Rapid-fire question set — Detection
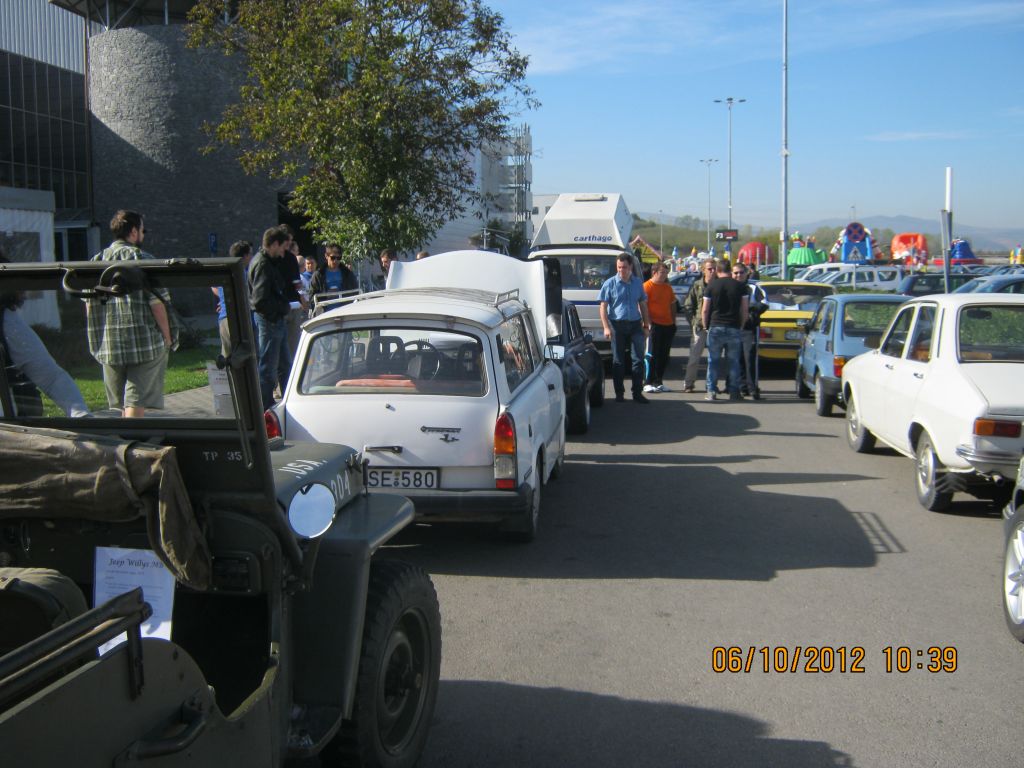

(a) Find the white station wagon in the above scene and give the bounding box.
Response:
[841,293,1024,510]
[268,251,566,541]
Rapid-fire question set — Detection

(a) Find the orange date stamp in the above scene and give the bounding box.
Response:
[710,646,958,674]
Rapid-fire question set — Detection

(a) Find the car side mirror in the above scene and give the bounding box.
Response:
[796,319,810,330]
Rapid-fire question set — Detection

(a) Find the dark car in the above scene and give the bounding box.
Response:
[549,300,604,434]
[896,272,975,296]
[953,274,1024,294]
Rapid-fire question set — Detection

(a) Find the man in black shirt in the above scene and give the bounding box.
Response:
[249,227,292,409]
[701,260,749,401]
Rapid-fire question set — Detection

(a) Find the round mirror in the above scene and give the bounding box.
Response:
[288,483,336,539]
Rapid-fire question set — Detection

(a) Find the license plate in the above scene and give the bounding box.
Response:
[366,467,440,490]
[785,330,803,340]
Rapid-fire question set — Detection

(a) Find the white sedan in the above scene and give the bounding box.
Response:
[841,294,1024,510]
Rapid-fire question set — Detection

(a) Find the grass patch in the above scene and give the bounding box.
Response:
[42,347,218,415]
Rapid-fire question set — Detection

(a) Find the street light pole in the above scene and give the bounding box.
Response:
[714,97,746,233]
[700,158,718,252]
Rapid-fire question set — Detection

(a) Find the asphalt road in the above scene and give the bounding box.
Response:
[387,344,1022,768]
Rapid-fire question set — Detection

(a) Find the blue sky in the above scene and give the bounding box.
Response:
[489,0,1024,231]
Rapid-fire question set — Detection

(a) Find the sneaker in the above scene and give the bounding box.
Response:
[741,387,751,397]
[643,384,657,393]
[729,392,743,401]
[656,384,670,393]
[752,388,762,400]
[682,384,695,393]
[633,393,650,404]
[615,392,625,402]
[704,390,717,401]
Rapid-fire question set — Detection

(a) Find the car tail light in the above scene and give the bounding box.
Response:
[832,356,848,378]
[265,409,282,439]
[974,418,1022,438]
[494,411,517,489]
[759,327,772,340]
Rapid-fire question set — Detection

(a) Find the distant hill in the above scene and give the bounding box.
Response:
[637,211,1023,253]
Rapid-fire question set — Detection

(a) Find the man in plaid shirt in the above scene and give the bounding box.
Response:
[87,210,174,417]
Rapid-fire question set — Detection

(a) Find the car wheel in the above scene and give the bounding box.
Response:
[1003,504,1024,643]
[795,365,811,399]
[549,423,565,481]
[329,560,441,768]
[845,392,875,453]
[589,364,605,407]
[814,374,833,417]
[915,432,953,511]
[567,387,591,435]
[505,455,541,543]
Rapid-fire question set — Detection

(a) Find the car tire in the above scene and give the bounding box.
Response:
[329,560,441,768]
[915,432,953,512]
[505,455,541,543]
[845,392,875,453]
[567,387,591,435]
[1003,503,1024,643]
[814,374,833,417]
[795,365,811,399]
[549,423,565,481]
[589,365,605,407]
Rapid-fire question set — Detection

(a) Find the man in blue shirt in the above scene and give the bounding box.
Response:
[599,253,651,403]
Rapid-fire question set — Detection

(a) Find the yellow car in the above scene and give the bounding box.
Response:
[756,281,836,360]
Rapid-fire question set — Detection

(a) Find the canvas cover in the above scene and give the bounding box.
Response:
[0,424,211,590]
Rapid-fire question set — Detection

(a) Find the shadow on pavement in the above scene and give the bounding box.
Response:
[421,680,853,768]
[389,460,879,581]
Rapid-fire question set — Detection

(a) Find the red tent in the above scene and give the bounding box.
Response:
[737,242,774,266]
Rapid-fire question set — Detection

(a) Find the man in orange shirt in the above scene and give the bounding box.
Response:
[642,261,677,393]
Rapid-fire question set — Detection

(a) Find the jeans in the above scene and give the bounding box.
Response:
[706,326,743,395]
[740,328,757,391]
[610,318,645,396]
[645,323,676,386]
[255,313,290,410]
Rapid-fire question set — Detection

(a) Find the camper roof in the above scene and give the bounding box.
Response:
[531,193,632,251]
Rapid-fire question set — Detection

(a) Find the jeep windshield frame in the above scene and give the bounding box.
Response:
[0,258,285,527]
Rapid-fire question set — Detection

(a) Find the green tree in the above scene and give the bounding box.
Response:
[187,0,534,255]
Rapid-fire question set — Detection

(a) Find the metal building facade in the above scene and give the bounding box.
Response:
[0,0,87,74]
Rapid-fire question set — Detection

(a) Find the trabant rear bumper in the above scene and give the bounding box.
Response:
[375,484,531,523]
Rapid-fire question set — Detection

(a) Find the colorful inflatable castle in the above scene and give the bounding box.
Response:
[737,241,774,266]
[891,233,928,267]
[829,222,881,263]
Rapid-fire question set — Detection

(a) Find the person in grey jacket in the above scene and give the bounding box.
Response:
[682,258,716,392]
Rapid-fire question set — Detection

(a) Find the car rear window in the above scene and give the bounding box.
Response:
[958,306,1024,362]
[551,255,620,290]
[299,327,487,396]
[763,284,832,311]
[842,302,902,336]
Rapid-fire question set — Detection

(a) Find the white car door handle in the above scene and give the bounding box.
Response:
[884,363,894,370]
[913,372,924,379]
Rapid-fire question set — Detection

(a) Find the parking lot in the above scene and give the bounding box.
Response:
[389,349,1023,768]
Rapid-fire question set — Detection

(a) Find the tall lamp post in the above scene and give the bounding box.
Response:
[700,158,718,252]
[714,97,746,234]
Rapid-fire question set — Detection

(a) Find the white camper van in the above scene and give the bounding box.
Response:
[529,193,642,356]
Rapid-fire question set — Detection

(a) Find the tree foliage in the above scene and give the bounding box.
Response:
[187,0,534,256]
